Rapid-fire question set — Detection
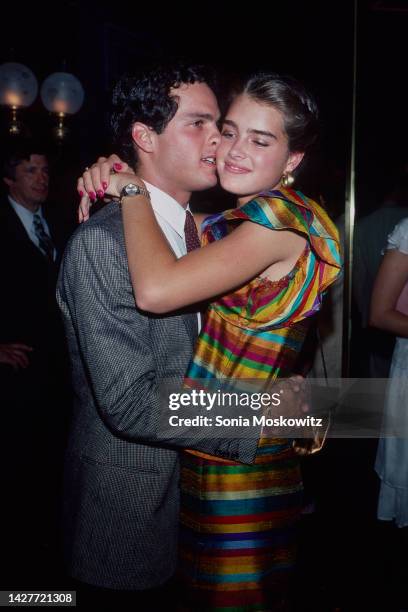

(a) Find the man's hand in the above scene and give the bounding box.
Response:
[261,375,311,439]
[270,375,310,417]
[77,154,136,223]
[0,343,33,371]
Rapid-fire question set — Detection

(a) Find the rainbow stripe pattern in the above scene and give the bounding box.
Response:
[179,189,342,611]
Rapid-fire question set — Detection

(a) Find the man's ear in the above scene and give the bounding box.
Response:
[3,177,13,189]
[131,122,155,153]
[286,151,304,174]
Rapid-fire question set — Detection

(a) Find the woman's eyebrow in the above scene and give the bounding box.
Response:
[222,119,276,139]
[248,128,276,139]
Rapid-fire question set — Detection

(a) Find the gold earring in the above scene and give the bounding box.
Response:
[281,171,295,188]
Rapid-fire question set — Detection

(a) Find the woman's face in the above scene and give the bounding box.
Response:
[217,93,303,206]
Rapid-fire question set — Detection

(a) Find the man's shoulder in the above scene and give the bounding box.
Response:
[66,201,122,248]
[81,200,122,232]
[59,202,128,288]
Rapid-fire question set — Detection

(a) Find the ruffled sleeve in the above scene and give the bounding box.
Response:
[386,217,408,254]
[200,188,342,330]
[202,187,342,292]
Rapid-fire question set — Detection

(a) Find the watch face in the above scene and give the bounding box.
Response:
[120,183,149,202]
[124,184,139,196]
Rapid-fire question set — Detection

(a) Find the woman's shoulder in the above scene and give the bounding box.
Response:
[219,188,334,231]
[232,188,339,249]
[210,188,307,229]
[201,189,311,227]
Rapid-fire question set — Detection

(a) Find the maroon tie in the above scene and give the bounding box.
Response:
[184,210,201,252]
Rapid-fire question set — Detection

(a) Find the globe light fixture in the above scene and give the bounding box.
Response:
[40,72,85,140]
[0,62,38,135]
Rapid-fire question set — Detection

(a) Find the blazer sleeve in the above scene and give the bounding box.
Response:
[57,223,259,464]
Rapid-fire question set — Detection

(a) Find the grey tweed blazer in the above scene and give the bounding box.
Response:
[57,202,258,590]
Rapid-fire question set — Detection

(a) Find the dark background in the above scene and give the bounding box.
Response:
[1,0,408,224]
[1,2,408,608]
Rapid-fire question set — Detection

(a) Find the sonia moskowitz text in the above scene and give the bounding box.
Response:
[168,415,323,428]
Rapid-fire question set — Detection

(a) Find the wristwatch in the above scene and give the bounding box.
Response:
[119,183,150,206]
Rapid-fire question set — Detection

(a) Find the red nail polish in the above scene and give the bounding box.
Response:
[102,181,108,190]
[97,189,104,198]
[89,192,96,201]
[78,190,84,197]
[113,163,122,171]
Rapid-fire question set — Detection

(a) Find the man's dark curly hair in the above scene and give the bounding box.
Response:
[110,61,217,169]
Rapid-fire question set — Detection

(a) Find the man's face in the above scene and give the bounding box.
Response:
[4,154,49,212]
[150,82,221,203]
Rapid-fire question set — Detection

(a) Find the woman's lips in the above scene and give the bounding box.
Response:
[224,162,251,174]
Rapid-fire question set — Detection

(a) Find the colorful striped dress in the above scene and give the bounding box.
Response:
[179,188,342,611]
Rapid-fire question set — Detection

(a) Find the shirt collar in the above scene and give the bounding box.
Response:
[8,195,43,224]
[144,181,189,239]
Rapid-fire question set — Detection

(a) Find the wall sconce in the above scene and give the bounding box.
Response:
[40,72,85,140]
[0,63,85,141]
[0,62,38,135]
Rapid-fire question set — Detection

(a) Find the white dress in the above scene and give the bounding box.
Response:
[375,217,408,528]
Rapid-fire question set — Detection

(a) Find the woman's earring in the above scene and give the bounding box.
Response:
[281,172,295,188]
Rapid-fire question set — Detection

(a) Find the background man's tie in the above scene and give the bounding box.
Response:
[33,213,55,262]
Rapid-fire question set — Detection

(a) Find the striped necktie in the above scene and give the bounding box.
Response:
[184,210,201,252]
[33,212,55,262]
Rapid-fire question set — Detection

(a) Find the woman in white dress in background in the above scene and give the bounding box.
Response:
[370,217,408,609]
[371,216,408,528]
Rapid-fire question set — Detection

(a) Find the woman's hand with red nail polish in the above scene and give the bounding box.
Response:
[77,154,136,222]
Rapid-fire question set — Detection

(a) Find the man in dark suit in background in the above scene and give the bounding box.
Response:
[0,141,71,579]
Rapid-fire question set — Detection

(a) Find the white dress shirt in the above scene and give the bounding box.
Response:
[144,181,201,329]
[8,196,56,260]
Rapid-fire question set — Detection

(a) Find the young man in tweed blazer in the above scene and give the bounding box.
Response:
[57,63,260,603]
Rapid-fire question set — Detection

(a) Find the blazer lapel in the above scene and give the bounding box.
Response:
[2,199,55,265]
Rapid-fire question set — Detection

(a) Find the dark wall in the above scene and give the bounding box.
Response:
[1,1,407,220]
